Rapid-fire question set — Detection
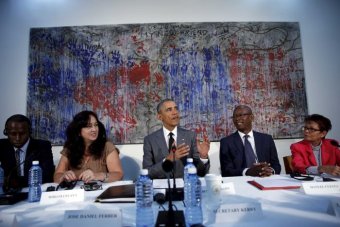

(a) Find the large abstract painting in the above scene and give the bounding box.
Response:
[27,22,307,145]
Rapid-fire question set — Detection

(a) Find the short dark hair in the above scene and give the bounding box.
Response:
[233,105,253,115]
[305,114,332,132]
[4,114,32,136]
[156,98,174,113]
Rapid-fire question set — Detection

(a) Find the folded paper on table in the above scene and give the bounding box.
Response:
[248,178,301,190]
[95,184,135,203]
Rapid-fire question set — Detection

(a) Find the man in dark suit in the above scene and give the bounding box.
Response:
[143,99,210,179]
[219,105,281,177]
[0,114,55,192]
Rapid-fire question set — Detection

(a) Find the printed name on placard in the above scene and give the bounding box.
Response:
[215,202,263,223]
[40,189,85,205]
[63,209,122,227]
[302,181,340,195]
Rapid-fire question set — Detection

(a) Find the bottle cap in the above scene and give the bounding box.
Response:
[32,160,39,165]
[188,167,197,174]
[187,158,193,163]
[140,169,148,175]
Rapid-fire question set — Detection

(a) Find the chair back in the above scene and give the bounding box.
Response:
[283,155,293,174]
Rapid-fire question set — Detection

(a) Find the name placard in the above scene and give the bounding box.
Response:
[215,202,263,223]
[40,189,85,205]
[302,181,340,195]
[62,209,122,227]
[327,198,340,217]
[0,213,17,227]
[220,182,236,195]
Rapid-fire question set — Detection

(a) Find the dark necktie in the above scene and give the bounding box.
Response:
[168,132,175,152]
[244,135,257,167]
[15,148,22,176]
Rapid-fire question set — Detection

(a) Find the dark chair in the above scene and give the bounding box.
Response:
[283,155,293,174]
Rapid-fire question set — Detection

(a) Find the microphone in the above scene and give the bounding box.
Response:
[162,159,174,173]
[3,149,39,194]
[155,160,185,226]
[154,192,166,205]
[0,152,34,205]
[4,158,26,194]
[162,160,174,212]
[330,140,340,148]
[171,144,177,192]
[193,159,206,177]
[169,144,184,201]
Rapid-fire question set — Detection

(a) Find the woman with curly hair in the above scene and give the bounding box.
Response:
[54,110,123,183]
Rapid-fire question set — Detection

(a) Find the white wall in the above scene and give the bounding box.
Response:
[1,0,340,174]
[52,138,301,175]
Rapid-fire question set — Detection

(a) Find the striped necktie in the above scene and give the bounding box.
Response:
[168,132,175,152]
[15,148,23,176]
[244,135,257,167]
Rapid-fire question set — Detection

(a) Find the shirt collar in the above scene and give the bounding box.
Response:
[14,138,30,152]
[238,130,254,139]
[163,126,178,139]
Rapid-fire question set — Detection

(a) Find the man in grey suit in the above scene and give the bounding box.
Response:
[219,105,281,177]
[143,98,210,179]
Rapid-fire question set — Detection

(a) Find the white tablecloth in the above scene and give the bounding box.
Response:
[0,175,339,227]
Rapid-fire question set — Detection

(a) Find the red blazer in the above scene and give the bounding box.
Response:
[290,139,340,174]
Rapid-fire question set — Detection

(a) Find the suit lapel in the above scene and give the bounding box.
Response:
[320,142,330,165]
[177,128,187,146]
[155,129,169,157]
[233,132,244,154]
[24,139,38,173]
[253,131,261,161]
[308,150,317,165]
[174,128,187,165]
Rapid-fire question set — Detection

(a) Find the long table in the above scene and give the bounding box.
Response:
[0,175,339,226]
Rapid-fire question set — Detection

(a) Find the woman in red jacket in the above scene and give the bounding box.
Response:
[290,114,340,176]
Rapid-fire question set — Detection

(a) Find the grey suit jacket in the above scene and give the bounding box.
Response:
[219,131,281,176]
[143,127,210,179]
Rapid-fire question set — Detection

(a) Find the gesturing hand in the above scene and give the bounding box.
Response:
[197,136,210,159]
[166,143,190,161]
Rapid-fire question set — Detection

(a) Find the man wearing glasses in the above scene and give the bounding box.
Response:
[290,114,340,176]
[219,105,281,177]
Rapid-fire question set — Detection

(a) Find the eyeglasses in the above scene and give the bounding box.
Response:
[80,182,102,191]
[232,113,252,119]
[56,180,77,191]
[302,127,321,133]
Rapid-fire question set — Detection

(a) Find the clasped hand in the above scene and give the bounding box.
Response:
[246,162,273,177]
[61,169,95,183]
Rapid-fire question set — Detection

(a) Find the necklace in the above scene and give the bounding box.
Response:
[83,155,91,168]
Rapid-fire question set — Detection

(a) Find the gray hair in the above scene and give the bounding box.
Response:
[156,98,174,113]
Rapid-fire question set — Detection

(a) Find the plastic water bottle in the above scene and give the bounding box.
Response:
[184,158,195,183]
[184,167,203,226]
[0,162,4,195]
[135,169,154,227]
[28,160,42,202]
[184,158,196,206]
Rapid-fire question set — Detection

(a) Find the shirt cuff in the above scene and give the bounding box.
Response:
[242,168,249,176]
[200,157,209,164]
